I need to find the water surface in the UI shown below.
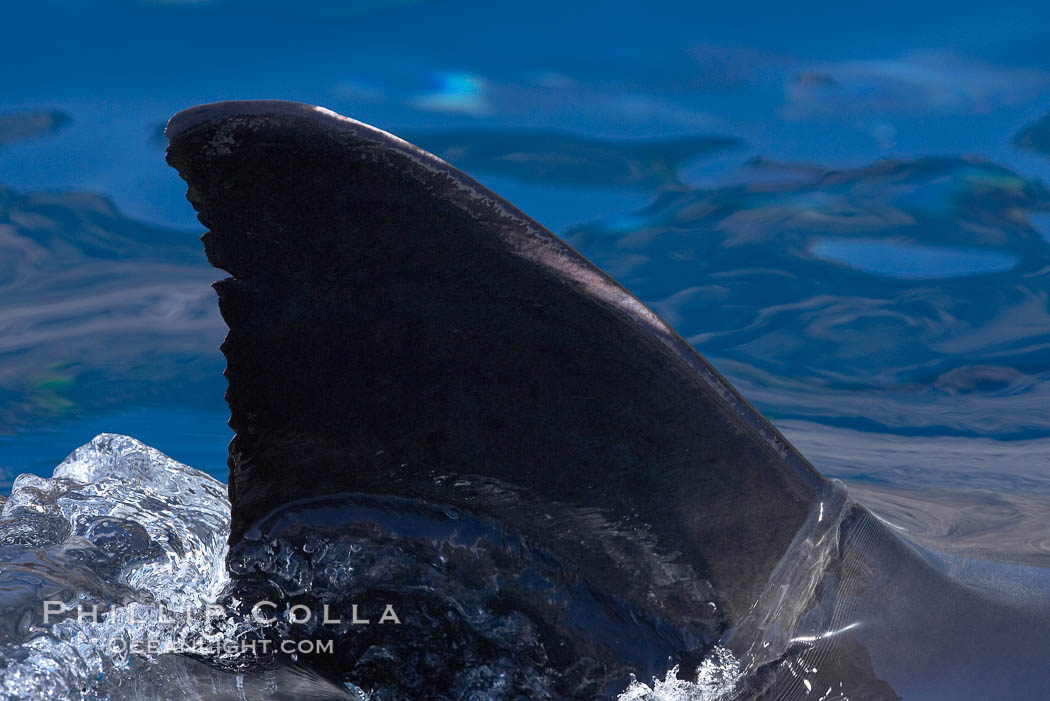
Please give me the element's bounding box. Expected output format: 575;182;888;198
2;0;1049;569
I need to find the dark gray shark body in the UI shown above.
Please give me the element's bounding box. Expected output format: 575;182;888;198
165;101;1050;700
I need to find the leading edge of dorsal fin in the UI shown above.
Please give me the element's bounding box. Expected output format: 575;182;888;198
165;100;826;627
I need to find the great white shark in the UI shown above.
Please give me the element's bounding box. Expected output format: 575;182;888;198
165;101;1050;700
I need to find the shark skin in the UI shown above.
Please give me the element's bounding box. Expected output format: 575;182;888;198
165;101;1049;700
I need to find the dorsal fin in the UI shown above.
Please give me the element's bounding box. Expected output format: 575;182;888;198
165;100;824;626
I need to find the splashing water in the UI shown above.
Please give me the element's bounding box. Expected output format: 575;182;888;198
0;433;736;700
617;647;741;701
0;433;232;698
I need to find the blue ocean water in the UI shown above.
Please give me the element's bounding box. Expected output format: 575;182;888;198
1;0;1049;565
